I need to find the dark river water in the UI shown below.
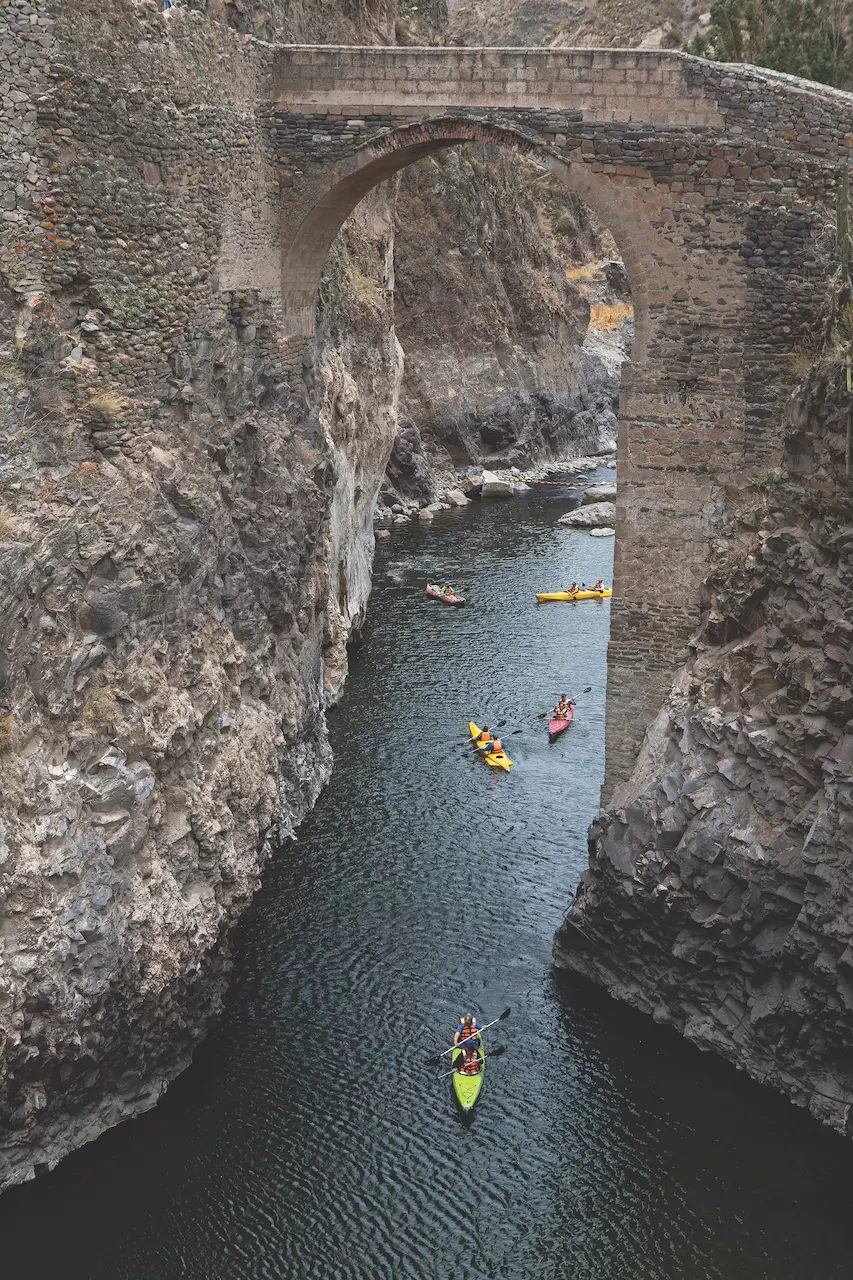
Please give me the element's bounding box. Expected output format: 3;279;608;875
3;473;853;1279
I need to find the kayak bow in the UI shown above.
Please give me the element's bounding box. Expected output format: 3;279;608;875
468;721;512;771
451;1037;485;1112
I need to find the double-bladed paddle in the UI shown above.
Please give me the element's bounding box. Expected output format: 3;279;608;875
438;1044;506;1079
425;1006;511;1064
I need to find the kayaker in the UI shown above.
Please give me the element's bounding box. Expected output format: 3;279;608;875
486;735;503;756
593;578;604;591
454;1013;482;1047
456;1043;482;1076
474;727;492;750
566;582;579;595
554;695;572;719
442;582;455;597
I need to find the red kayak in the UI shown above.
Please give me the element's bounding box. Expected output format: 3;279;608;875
426;583;465;606
548;708;574;738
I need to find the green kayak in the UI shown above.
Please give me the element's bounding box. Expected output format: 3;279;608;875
451;1037;485;1112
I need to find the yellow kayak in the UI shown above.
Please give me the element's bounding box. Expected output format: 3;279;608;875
468;722;512;771
537;588;612;602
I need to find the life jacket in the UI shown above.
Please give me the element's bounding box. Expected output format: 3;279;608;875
477;731;492;745
459;1051;481;1075
491;739;502;753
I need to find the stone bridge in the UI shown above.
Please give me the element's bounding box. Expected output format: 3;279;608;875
269;46;853;789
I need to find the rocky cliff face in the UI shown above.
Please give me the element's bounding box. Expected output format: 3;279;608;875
0;0;399;1190
386;147;626;502
447;0;695;48
555;373;853;1135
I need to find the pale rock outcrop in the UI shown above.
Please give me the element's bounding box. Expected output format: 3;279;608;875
559;501;616;527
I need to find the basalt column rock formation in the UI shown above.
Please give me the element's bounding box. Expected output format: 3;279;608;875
0;0;400;1191
555;372;853;1136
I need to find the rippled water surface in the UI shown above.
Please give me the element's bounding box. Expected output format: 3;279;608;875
3;474;853;1279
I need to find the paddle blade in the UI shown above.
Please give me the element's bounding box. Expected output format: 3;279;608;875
424;1053;443;1065
485;1045;507;1058
498;1006;511;1021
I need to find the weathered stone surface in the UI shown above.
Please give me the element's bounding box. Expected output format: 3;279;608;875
559;501;616;527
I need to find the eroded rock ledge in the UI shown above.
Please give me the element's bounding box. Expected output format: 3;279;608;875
555;375;853;1135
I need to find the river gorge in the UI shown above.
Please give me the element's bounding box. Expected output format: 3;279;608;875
3;0;853;1270
2;480;853;1278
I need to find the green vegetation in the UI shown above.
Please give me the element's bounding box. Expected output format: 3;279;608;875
686;0;853;90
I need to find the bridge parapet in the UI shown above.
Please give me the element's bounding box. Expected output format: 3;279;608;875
272;46;722;128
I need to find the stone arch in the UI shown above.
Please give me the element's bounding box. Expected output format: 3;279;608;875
280;117;691;364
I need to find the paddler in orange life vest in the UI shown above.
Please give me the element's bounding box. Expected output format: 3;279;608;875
593;578;604;592
454;1013;483;1047
442;582;455;597
554;695;573;720
457;1042;482;1076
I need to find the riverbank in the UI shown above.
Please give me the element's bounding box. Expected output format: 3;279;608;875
374;445;618;527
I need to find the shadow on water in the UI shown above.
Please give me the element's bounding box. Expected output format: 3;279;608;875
1;474;853;1279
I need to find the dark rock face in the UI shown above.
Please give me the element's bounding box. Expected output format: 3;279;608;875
389;147;624;501
0;0;399;1191
555;378;853;1136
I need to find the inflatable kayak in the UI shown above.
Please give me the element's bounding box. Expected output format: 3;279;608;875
427;583;465;606
451;1037;485;1112
549;707;574;738
537;588;612;602
468;721;512;771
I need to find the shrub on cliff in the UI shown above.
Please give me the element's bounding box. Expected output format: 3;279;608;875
686;0;853;91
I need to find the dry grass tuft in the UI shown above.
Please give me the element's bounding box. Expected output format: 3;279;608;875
0;713;13;750
85;389;125;421
83;687;120;727
590;301;634;332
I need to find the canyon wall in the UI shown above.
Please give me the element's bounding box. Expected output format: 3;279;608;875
0;0;401;1190
388;149;623;501
0;0;613;1190
556;370;853;1135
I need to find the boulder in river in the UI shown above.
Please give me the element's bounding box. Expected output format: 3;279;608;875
582;483;617;505
558;501;616;527
481;469;515;499
445;488;470;507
